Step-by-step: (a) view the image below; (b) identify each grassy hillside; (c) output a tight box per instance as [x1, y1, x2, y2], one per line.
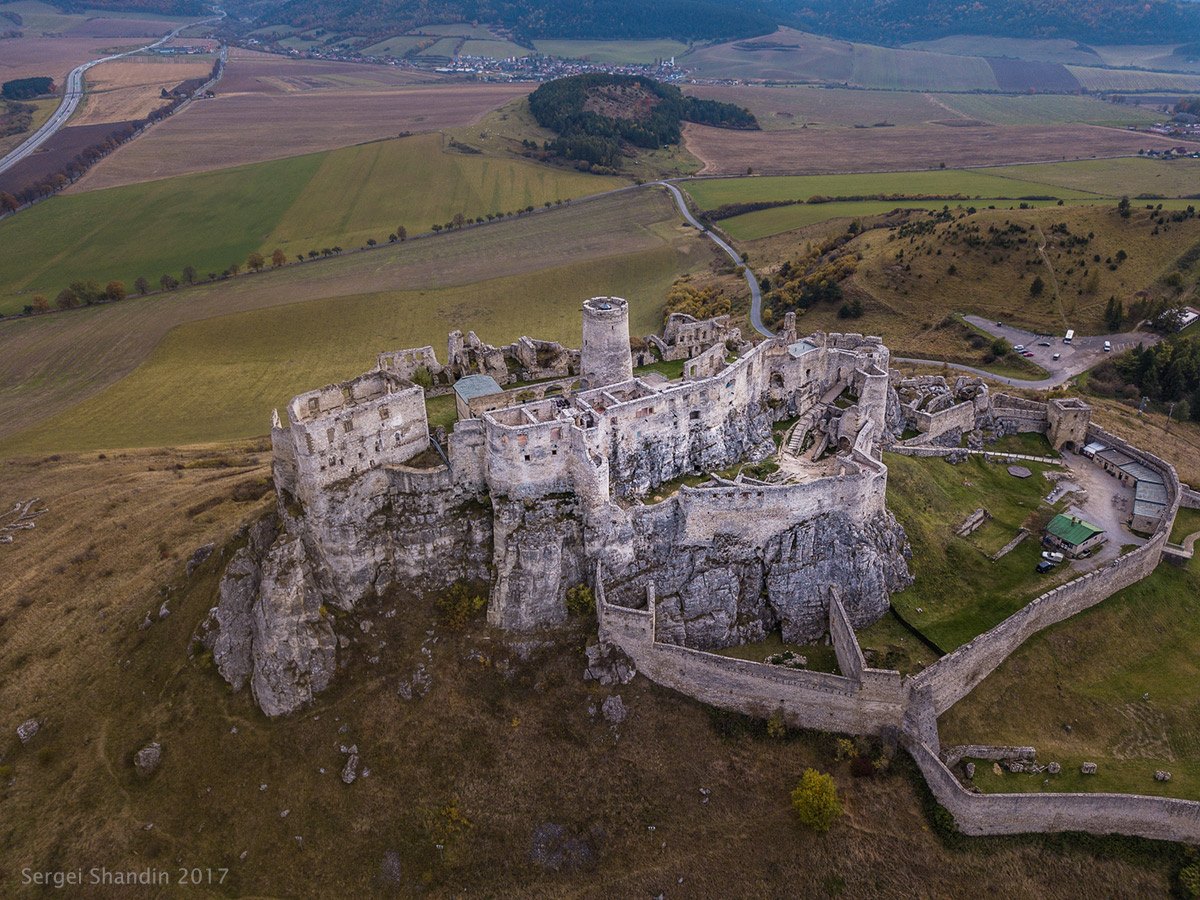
[850, 204, 1200, 335]
[0, 133, 621, 316]
[885, 451, 1075, 652]
[0, 450, 1181, 897]
[941, 554, 1200, 800]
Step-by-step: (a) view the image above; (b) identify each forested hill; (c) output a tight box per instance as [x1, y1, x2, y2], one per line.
[53, 0, 210, 15]
[529, 74, 756, 169]
[228, 0, 1200, 46]
[253, 0, 776, 41]
[790, 0, 1200, 46]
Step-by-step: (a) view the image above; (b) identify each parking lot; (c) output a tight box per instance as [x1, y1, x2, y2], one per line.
[963, 315, 1161, 387]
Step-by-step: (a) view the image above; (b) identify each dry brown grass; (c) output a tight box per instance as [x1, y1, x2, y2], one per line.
[69, 52, 528, 191]
[684, 122, 1185, 176]
[0, 35, 133, 83]
[72, 56, 215, 126]
[0, 446, 1182, 897]
[684, 83, 947, 130]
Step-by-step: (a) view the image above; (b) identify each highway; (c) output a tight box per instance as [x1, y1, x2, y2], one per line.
[0, 10, 223, 177]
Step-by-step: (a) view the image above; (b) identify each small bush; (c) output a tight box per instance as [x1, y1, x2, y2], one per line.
[436, 583, 486, 629]
[791, 768, 842, 833]
[1179, 859, 1200, 898]
[766, 710, 788, 739]
[564, 584, 595, 617]
[0, 764, 13, 778]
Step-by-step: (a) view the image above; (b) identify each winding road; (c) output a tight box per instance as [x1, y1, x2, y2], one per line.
[0, 10, 224, 177]
[657, 181, 769, 336]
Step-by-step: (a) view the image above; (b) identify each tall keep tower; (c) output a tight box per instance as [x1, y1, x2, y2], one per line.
[581, 296, 633, 386]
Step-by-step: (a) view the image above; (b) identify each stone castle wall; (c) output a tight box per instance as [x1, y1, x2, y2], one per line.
[907, 737, 1200, 843]
[596, 574, 908, 735]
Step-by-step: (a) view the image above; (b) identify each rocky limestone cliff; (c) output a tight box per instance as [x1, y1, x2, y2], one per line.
[288, 465, 492, 612]
[613, 508, 912, 649]
[198, 515, 337, 717]
[488, 495, 587, 630]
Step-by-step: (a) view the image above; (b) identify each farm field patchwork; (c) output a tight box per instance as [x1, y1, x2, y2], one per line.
[1090, 43, 1200, 73]
[1067, 64, 1200, 92]
[937, 94, 1160, 127]
[408, 22, 497, 38]
[72, 55, 215, 126]
[533, 38, 690, 64]
[0, 132, 621, 316]
[684, 27, 999, 91]
[941, 554, 1200, 800]
[683, 121, 1184, 176]
[903, 35, 1104, 66]
[360, 35, 427, 56]
[457, 39, 530, 58]
[67, 80, 530, 190]
[0, 188, 689, 448]
[683, 84, 946, 129]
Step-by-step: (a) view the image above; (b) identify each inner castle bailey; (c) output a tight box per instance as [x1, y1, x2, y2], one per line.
[205, 298, 915, 716]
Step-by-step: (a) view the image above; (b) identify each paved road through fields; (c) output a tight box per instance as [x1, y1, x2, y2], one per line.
[0, 9, 224, 177]
[657, 181, 770, 337]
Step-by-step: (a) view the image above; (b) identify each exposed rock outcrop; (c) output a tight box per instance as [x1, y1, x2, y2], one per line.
[200, 515, 336, 717]
[626, 509, 912, 649]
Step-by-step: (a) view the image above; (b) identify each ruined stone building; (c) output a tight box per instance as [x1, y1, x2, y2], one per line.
[208, 297, 914, 715]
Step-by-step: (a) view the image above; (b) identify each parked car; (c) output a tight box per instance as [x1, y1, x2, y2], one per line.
[1014, 344, 1025, 352]
[1038, 341, 1051, 347]
[1104, 340, 1112, 352]
[1022, 351, 1035, 357]
[1041, 551, 1065, 563]
[1052, 353, 1061, 360]
[1036, 560, 1055, 573]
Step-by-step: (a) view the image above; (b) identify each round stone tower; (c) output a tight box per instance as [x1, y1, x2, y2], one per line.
[581, 296, 633, 386]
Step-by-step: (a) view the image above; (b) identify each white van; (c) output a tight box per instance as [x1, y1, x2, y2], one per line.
[1064, 329, 1074, 344]
[1041, 551, 1065, 564]
[1104, 340, 1112, 352]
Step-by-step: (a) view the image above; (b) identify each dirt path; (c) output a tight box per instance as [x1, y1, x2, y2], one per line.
[1033, 224, 1068, 328]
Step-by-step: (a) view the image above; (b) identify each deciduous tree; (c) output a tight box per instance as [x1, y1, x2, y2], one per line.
[105, 280, 126, 302]
[247, 252, 265, 272]
[134, 276, 150, 295]
[272, 248, 286, 268]
[791, 768, 842, 833]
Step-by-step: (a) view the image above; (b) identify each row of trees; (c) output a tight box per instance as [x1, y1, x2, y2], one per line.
[14, 196, 566, 317]
[1115, 336, 1200, 417]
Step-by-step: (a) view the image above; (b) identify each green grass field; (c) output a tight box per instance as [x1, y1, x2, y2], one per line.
[0, 133, 621, 316]
[885, 452, 1075, 651]
[0, 188, 691, 450]
[532, 38, 689, 64]
[904, 35, 1103, 66]
[1170, 506, 1200, 545]
[409, 22, 496, 38]
[360, 35, 426, 56]
[416, 37, 462, 58]
[938, 94, 1160, 127]
[683, 170, 1103, 240]
[983, 158, 1200, 199]
[684, 171, 1098, 210]
[0, 248, 686, 452]
[457, 39, 530, 58]
[941, 554, 1200, 800]
[1066, 64, 1200, 92]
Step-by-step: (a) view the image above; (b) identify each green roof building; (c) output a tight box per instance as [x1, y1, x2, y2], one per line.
[1045, 513, 1105, 557]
